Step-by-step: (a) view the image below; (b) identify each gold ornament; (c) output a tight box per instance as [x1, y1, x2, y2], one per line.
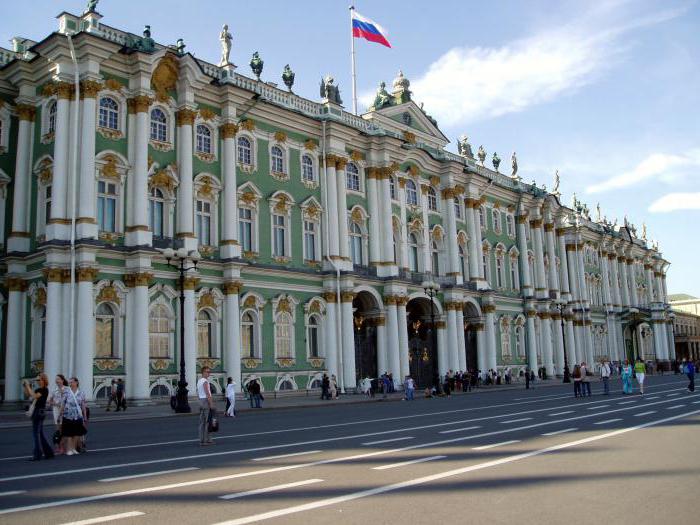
[151, 54, 179, 102]
[273, 131, 287, 143]
[199, 108, 216, 121]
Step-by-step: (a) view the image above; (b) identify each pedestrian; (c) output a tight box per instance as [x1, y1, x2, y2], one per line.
[60, 377, 87, 456]
[580, 362, 592, 397]
[24, 373, 54, 461]
[197, 366, 215, 446]
[225, 377, 236, 417]
[684, 359, 695, 393]
[116, 378, 126, 411]
[525, 367, 531, 389]
[405, 376, 415, 400]
[49, 374, 68, 454]
[106, 379, 117, 411]
[321, 373, 330, 400]
[600, 360, 611, 395]
[634, 358, 646, 396]
[621, 360, 633, 394]
[443, 373, 451, 397]
[247, 379, 262, 408]
[330, 374, 338, 399]
[573, 364, 582, 397]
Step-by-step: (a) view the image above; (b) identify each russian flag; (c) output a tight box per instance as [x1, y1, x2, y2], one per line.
[352, 10, 391, 48]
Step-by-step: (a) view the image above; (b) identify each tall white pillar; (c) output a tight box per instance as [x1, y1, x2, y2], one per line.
[666, 320, 675, 360]
[601, 253, 613, 307]
[545, 223, 560, 294]
[465, 198, 481, 283]
[223, 281, 242, 391]
[661, 274, 668, 303]
[484, 305, 498, 371]
[566, 249, 580, 305]
[541, 312, 554, 376]
[367, 174, 381, 265]
[75, 269, 97, 399]
[526, 310, 539, 370]
[8, 104, 35, 252]
[518, 216, 533, 296]
[128, 273, 152, 400]
[325, 156, 339, 259]
[442, 189, 460, 282]
[341, 291, 356, 389]
[576, 248, 588, 308]
[397, 298, 410, 381]
[46, 83, 72, 241]
[532, 219, 548, 299]
[44, 270, 64, 386]
[376, 316, 388, 375]
[437, 321, 448, 377]
[476, 325, 486, 373]
[323, 293, 339, 379]
[183, 278, 197, 395]
[565, 316, 578, 365]
[456, 307, 467, 371]
[385, 297, 401, 383]
[3, 279, 27, 401]
[77, 81, 101, 239]
[176, 109, 197, 249]
[552, 314, 565, 375]
[653, 321, 667, 360]
[619, 257, 631, 307]
[610, 255, 622, 308]
[628, 259, 639, 306]
[557, 231, 571, 301]
[446, 305, 459, 372]
[379, 173, 395, 270]
[220, 124, 240, 259]
[645, 264, 655, 304]
[126, 96, 153, 247]
[336, 159, 350, 263]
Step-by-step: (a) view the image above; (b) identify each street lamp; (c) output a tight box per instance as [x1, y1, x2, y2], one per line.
[161, 247, 201, 413]
[556, 302, 571, 383]
[422, 279, 439, 388]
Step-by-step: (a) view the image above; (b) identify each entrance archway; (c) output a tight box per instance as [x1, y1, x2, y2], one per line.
[406, 297, 438, 388]
[463, 302, 481, 372]
[353, 291, 379, 382]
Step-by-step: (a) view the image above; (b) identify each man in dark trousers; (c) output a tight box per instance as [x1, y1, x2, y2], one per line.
[525, 367, 531, 389]
[321, 374, 330, 400]
[115, 378, 126, 411]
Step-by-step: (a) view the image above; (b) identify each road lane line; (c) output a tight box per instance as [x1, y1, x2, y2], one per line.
[593, 419, 622, 425]
[0, 491, 25, 497]
[645, 396, 659, 400]
[99, 468, 199, 483]
[252, 451, 321, 462]
[667, 404, 686, 410]
[373, 456, 446, 470]
[588, 405, 608, 410]
[220, 479, 323, 500]
[548, 411, 574, 416]
[472, 440, 520, 450]
[439, 426, 481, 434]
[210, 409, 700, 525]
[58, 511, 145, 525]
[541, 428, 577, 436]
[618, 400, 636, 405]
[635, 411, 656, 417]
[693, 400, 700, 404]
[667, 393, 681, 397]
[499, 418, 531, 424]
[362, 437, 414, 445]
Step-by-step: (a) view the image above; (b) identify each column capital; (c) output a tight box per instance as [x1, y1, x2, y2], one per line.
[441, 187, 457, 200]
[222, 280, 243, 295]
[435, 320, 447, 329]
[16, 104, 36, 122]
[335, 157, 348, 170]
[384, 294, 399, 305]
[182, 276, 200, 290]
[127, 95, 154, 114]
[445, 301, 463, 311]
[124, 272, 154, 287]
[373, 316, 386, 327]
[482, 304, 496, 314]
[341, 291, 355, 303]
[529, 218, 543, 228]
[544, 222, 554, 232]
[396, 296, 409, 307]
[55, 81, 75, 100]
[77, 267, 99, 282]
[80, 80, 103, 99]
[220, 122, 239, 139]
[6, 277, 28, 292]
[43, 267, 64, 283]
[322, 291, 337, 303]
[517, 215, 529, 224]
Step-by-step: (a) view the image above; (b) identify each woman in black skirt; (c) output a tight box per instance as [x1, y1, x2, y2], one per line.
[60, 377, 87, 455]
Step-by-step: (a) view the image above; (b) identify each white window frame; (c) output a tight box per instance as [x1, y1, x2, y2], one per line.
[193, 174, 221, 247]
[306, 314, 323, 359]
[149, 301, 174, 359]
[98, 95, 121, 131]
[454, 197, 463, 220]
[95, 302, 119, 358]
[345, 162, 362, 193]
[479, 205, 486, 232]
[405, 179, 418, 206]
[237, 134, 255, 170]
[300, 153, 316, 187]
[269, 192, 294, 260]
[303, 219, 320, 262]
[506, 214, 515, 237]
[509, 248, 520, 291]
[237, 183, 262, 254]
[96, 178, 119, 234]
[238, 206, 255, 253]
[240, 308, 262, 359]
[492, 209, 502, 235]
[269, 143, 288, 178]
[427, 187, 438, 212]
[193, 121, 218, 162]
[40, 98, 57, 141]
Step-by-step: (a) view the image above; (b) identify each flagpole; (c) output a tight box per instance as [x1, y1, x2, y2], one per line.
[349, 5, 358, 115]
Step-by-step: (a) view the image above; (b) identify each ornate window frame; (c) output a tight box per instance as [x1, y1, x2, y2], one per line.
[95, 151, 128, 240]
[301, 197, 322, 264]
[196, 288, 224, 361]
[193, 173, 222, 249]
[240, 291, 266, 364]
[237, 133, 256, 173]
[345, 161, 363, 194]
[304, 297, 327, 362]
[427, 186, 439, 213]
[405, 178, 418, 206]
[93, 280, 127, 361]
[269, 142, 289, 181]
[194, 120, 218, 163]
[237, 182, 262, 257]
[300, 152, 317, 188]
[273, 294, 299, 366]
[148, 293, 176, 360]
[33, 156, 54, 238]
[492, 208, 502, 235]
[147, 163, 178, 239]
[40, 97, 57, 144]
[96, 91, 126, 139]
[148, 103, 175, 151]
[494, 243, 506, 289]
[269, 191, 294, 262]
[348, 205, 369, 267]
[509, 246, 520, 291]
[482, 240, 493, 286]
[506, 213, 516, 238]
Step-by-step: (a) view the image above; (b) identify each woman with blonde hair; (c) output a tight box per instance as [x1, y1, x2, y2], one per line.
[23, 373, 54, 461]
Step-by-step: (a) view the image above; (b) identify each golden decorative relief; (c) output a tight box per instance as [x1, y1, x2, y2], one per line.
[150, 359, 172, 371]
[175, 108, 197, 126]
[275, 358, 295, 368]
[341, 291, 355, 303]
[127, 95, 153, 114]
[242, 250, 259, 260]
[308, 300, 321, 314]
[198, 292, 216, 310]
[222, 281, 243, 295]
[100, 155, 120, 180]
[96, 284, 120, 305]
[94, 358, 122, 371]
[240, 119, 255, 131]
[33, 287, 47, 307]
[104, 78, 125, 92]
[407, 165, 419, 177]
[149, 169, 177, 192]
[183, 277, 200, 290]
[199, 108, 217, 121]
[220, 123, 239, 139]
[41, 132, 55, 145]
[38, 158, 53, 184]
[240, 191, 258, 205]
[242, 358, 261, 369]
[350, 150, 363, 161]
[305, 203, 321, 220]
[308, 358, 325, 368]
[77, 268, 98, 282]
[335, 157, 348, 170]
[197, 176, 214, 198]
[273, 194, 290, 213]
[43, 268, 64, 283]
[6, 277, 27, 292]
[350, 208, 363, 224]
[277, 297, 292, 313]
[432, 228, 443, 241]
[41, 82, 56, 97]
[322, 292, 337, 303]
[30, 360, 45, 374]
[150, 140, 173, 152]
[272, 255, 291, 264]
[403, 130, 416, 144]
[430, 175, 440, 186]
[151, 54, 179, 102]
[16, 104, 36, 122]
[55, 82, 74, 100]
[80, 80, 102, 99]
[195, 151, 216, 163]
[270, 170, 289, 182]
[197, 358, 221, 370]
[97, 128, 124, 140]
[482, 304, 497, 313]
[243, 296, 258, 309]
[304, 139, 317, 151]
[273, 131, 287, 143]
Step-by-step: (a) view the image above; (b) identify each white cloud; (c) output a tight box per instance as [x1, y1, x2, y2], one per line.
[362, 3, 685, 127]
[649, 192, 700, 213]
[585, 149, 700, 194]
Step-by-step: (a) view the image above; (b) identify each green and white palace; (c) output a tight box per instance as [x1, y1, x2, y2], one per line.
[0, 5, 675, 402]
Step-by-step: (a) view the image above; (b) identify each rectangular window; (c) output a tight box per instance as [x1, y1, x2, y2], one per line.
[273, 214, 286, 257]
[196, 200, 211, 245]
[239, 208, 253, 252]
[149, 200, 163, 237]
[304, 220, 317, 261]
[97, 181, 117, 232]
[44, 185, 52, 226]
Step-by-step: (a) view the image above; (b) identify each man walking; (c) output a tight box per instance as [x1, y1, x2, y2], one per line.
[115, 378, 126, 411]
[684, 359, 695, 393]
[580, 362, 592, 397]
[197, 366, 214, 446]
[525, 367, 531, 389]
[106, 379, 117, 411]
[600, 360, 611, 395]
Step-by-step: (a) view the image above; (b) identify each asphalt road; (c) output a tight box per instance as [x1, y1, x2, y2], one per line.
[0, 375, 697, 525]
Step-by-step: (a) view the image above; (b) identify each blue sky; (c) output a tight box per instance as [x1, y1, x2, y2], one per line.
[3, 0, 699, 296]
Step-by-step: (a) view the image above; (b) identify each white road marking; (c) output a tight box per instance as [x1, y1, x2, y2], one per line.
[98, 468, 199, 483]
[58, 511, 145, 525]
[618, 400, 636, 405]
[667, 393, 681, 397]
[513, 393, 571, 401]
[594, 418, 622, 425]
[645, 396, 659, 400]
[588, 405, 608, 410]
[548, 411, 574, 416]
[541, 428, 577, 436]
[373, 455, 446, 470]
[210, 409, 700, 525]
[472, 440, 520, 450]
[499, 418, 532, 424]
[0, 491, 26, 496]
[439, 426, 481, 434]
[220, 479, 323, 500]
[362, 437, 414, 446]
[252, 450, 321, 462]
[693, 400, 700, 404]
[667, 404, 686, 410]
[635, 411, 656, 417]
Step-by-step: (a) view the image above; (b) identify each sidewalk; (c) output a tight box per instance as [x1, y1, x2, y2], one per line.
[0, 379, 563, 429]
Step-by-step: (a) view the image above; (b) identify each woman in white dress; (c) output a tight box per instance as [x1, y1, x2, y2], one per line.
[225, 377, 236, 417]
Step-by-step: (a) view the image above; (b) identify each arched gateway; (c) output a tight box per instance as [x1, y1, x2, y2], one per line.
[406, 297, 439, 388]
[463, 301, 481, 372]
[353, 291, 380, 382]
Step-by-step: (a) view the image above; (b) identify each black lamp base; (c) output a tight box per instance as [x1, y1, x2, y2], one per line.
[174, 380, 191, 413]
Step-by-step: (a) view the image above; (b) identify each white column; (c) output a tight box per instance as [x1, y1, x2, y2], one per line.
[565, 317, 577, 365]
[576, 248, 588, 308]
[176, 109, 196, 249]
[223, 282, 241, 391]
[532, 220, 548, 298]
[220, 124, 239, 259]
[541, 313, 554, 376]
[126, 96, 152, 247]
[77, 82, 100, 239]
[367, 175, 381, 265]
[601, 253, 613, 307]
[628, 260, 639, 306]
[397, 299, 410, 381]
[666, 320, 675, 360]
[385, 298, 401, 383]
[3, 280, 26, 401]
[44, 271, 64, 387]
[377, 317, 388, 375]
[557, 232, 571, 301]
[610, 255, 622, 308]
[518, 216, 533, 296]
[183, 282, 197, 395]
[465, 199, 481, 282]
[545, 224, 560, 294]
[325, 157, 339, 258]
[442, 190, 460, 281]
[645, 265, 655, 304]
[456, 307, 467, 371]
[336, 160, 350, 263]
[619, 258, 630, 307]
[567, 250, 579, 304]
[484, 306, 498, 371]
[421, 190, 431, 272]
[437, 322, 448, 377]
[75, 270, 96, 400]
[552, 315, 565, 375]
[476, 326, 486, 373]
[380, 174, 395, 269]
[61, 278, 72, 375]
[130, 274, 151, 400]
[653, 321, 667, 360]
[324, 295, 339, 379]
[341, 292, 356, 389]
[661, 274, 668, 303]
[47, 86, 71, 240]
[8, 105, 35, 252]
[526, 311, 538, 370]
[446, 306, 459, 372]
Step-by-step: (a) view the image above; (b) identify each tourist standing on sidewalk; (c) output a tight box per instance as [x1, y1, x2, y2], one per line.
[404, 376, 415, 400]
[225, 377, 236, 417]
[61, 377, 87, 456]
[106, 379, 117, 411]
[330, 375, 338, 399]
[634, 358, 646, 396]
[525, 367, 531, 389]
[621, 360, 633, 394]
[197, 366, 215, 445]
[24, 373, 54, 461]
[573, 365, 582, 397]
[49, 374, 68, 454]
[600, 360, 611, 395]
[580, 362, 592, 397]
[321, 374, 330, 400]
[247, 379, 262, 408]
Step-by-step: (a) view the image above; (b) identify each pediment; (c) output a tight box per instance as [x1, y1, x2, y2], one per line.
[363, 101, 449, 148]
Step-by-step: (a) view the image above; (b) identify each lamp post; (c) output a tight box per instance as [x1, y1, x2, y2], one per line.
[161, 247, 201, 413]
[422, 279, 439, 388]
[556, 302, 571, 383]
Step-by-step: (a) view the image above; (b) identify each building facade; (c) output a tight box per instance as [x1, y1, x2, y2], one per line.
[0, 6, 675, 402]
[671, 309, 700, 362]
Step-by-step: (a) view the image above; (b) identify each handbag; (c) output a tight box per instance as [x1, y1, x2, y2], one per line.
[52, 428, 63, 445]
[207, 408, 219, 433]
[25, 399, 37, 418]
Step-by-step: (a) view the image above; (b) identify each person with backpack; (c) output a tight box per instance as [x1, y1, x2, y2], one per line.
[684, 359, 695, 393]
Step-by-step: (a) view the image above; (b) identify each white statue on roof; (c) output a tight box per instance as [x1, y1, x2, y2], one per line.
[219, 24, 233, 66]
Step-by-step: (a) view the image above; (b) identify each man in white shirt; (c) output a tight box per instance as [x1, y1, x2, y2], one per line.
[197, 367, 214, 446]
[225, 376, 236, 417]
[600, 360, 611, 395]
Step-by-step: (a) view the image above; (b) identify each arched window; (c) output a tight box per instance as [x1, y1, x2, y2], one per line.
[48, 101, 57, 134]
[500, 318, 511, 358]
[241, 311, 257, 358]
[237, 136, 252, 165]
[495, 252, 504, 288]
[97, 180, 117, 232]
[197, 310, 213, 358]
[406, 180, 418, 206]
[346, 162, 360, 191]
[149, 304, 171, 358]
[492, 209, 501, 233]
[275, 312, 294, 359]
[150, 108, 167, 142]
[431, 241, 440, 275]
[196, 125, 212, 154]
[308, 316, 320, 358]
[350, 222, 363, 265]
[95, 303, 116, 358]
[389, 176, 396, 200]
[506, 215, 515, 237]
[32, 305, 47, 361]
[454, 197, 462, 219]
[271, 145, 284, 173]
[515, 323, 525, 357]
[427, 187, 438, 211]
[149, 187, 165, 237]
[510, 254, 520, 291]
[301, 154, 314, 182]
[196, 199, 212, 245]
[459, 244, 467, 282]
[98, 97, 119, 130]
[42, 183, 52, 230]
[408, 233, 419, 272]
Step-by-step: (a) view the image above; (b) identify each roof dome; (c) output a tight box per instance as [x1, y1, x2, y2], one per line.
[392, 70, 410, 91]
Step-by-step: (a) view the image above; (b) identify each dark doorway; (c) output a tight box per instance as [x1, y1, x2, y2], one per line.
[353, 292, 379, 382]
[463, 302, 481, 372]
[407, 298, 438, 388]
